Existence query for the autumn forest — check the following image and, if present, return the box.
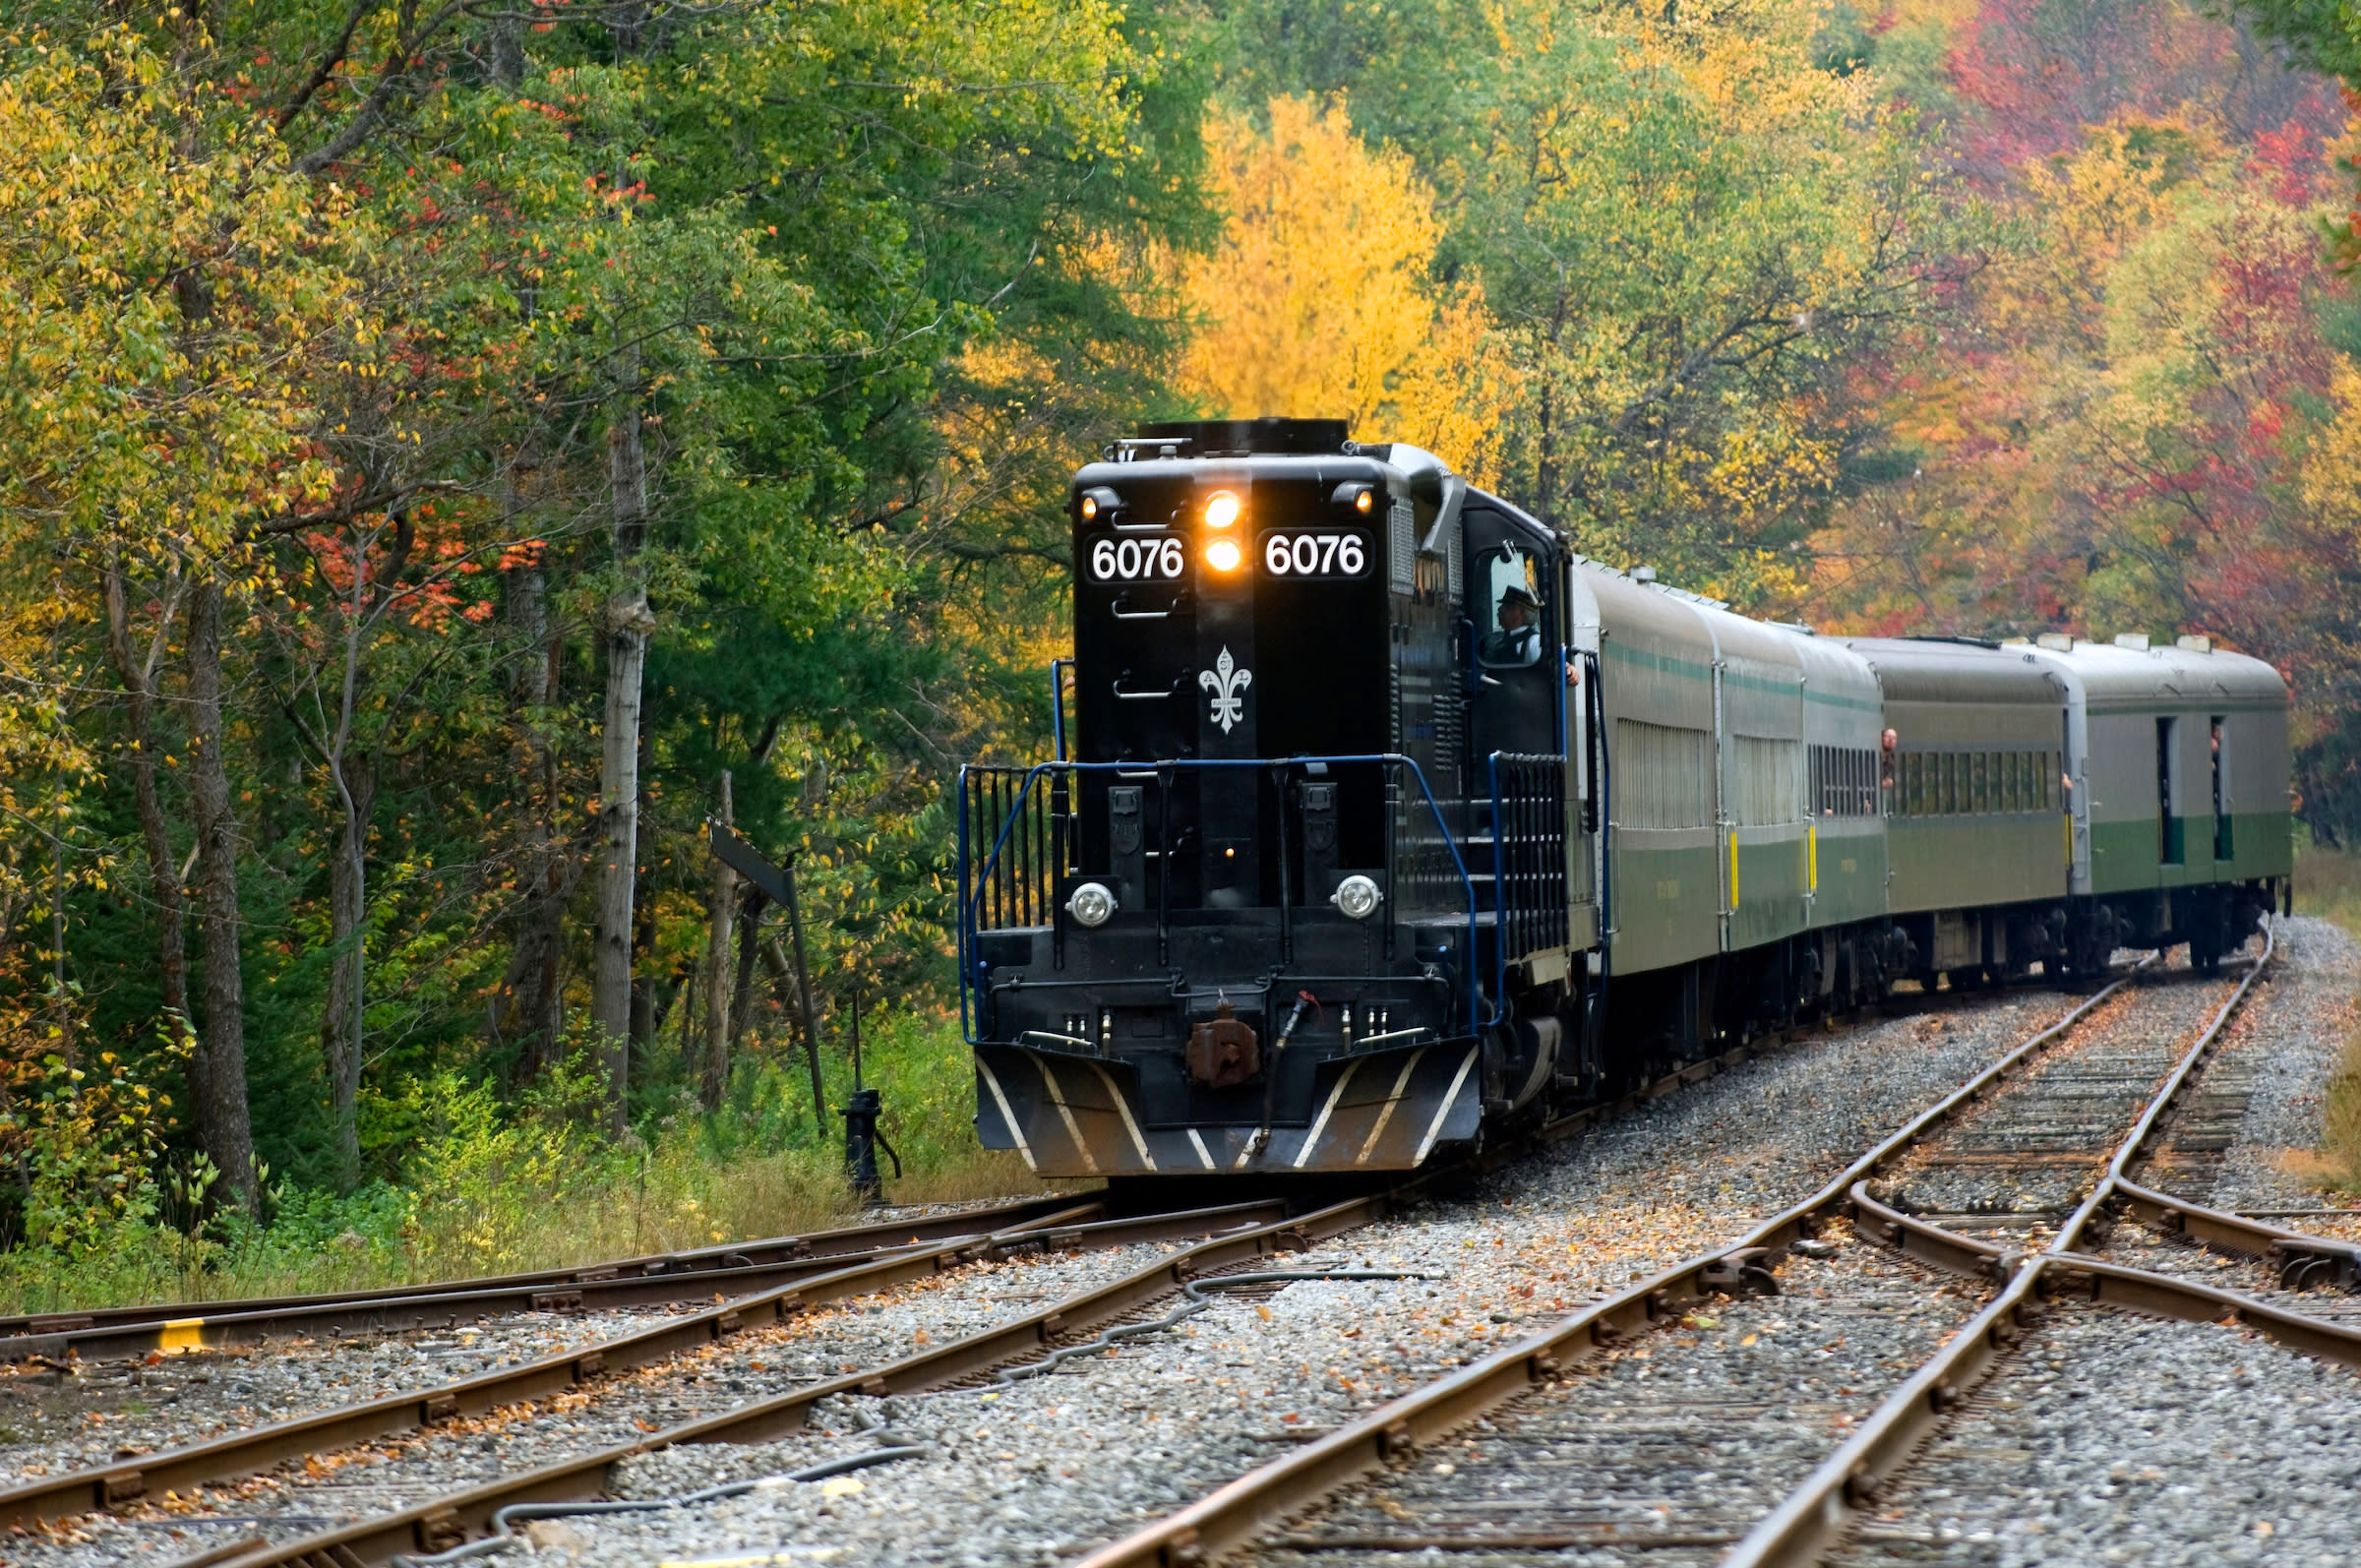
[2,0,2359,1297]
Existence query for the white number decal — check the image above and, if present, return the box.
[1258,531,1371,579]
[1087,535,1184,581]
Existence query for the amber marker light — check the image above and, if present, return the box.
[1079,494,1099,520]
[1204,537,1243,573]
[1203,490,1241,530]
[1354,488,1374,513]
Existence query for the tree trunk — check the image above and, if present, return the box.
[592,340,651,1135]
[187,579,258,1214]
[730,887,763,1055]
[490,554,570,1079]
[700,771,737,1110]
[322,753,375,1189]
[102,559,190,1026]
[629,889,658,1081]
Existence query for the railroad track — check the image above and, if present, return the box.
[0,1199,1288,1533]
[1067,928,2361,1568]
[1,963,2248,1568]
[0,1194,1092,1364]
[0,972,2016,1568]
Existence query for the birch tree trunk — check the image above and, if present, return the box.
[593,338,651,1135]
[102,557,190,1026]
[323,753,375,1188]
[187,578,259,1213]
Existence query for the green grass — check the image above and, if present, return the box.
[2295,832,2361,936]
[0,1004,1077,1315]
[2293,836,2361,1198]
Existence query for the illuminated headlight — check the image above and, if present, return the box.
[1204,537,1243,573]
[1203,490,1241,530]
[1330,874,1383,920]
[1066,880,1118,928]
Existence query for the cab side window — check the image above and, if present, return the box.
[1478,545,1545,669]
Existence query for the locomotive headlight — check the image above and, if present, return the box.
[1204,537,1243,573]
[1203,490,1241,530]
[1331,874,1384,921]
[1066,880,1118,928]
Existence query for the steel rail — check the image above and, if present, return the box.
[1724,926,2288,1568]
[0,1194,1086,1355]
[40,991,1905,1566]
[2110,1176,2361,1288]
[139,1010,1837,1568]
[182,1190,1402,1568]
[0,1198,1297,1531]
[0,1203,1116,1364]
[114,970,2139,1568]
[1066,963,2154,1568]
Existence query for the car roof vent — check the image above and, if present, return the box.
[2175,633,2212,653]
[2112,632,2151,651]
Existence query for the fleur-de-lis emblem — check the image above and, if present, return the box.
[1199,645,1252,735]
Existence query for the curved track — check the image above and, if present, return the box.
[1068,930,2361,1568]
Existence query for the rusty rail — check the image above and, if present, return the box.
[0,1198,1302,1532]
[132,1008,1884,1568]
[1068,963,2154,1568]
[0,1193,1086,1359]
[1724,924,2302,1567]
[186,1191,1401,1568]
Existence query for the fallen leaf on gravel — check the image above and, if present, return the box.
[818,1476,864,1499]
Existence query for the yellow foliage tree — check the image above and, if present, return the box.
[1173,96,1507,477]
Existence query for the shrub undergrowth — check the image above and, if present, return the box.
[0,1005,1055,1315]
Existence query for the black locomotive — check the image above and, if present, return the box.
[955,418,2289,1178]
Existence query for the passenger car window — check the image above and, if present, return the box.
[1478,546,1544,668]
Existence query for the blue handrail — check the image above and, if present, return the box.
[1049,658,1072,761]
[1489,754,1509,1031]
[956,754,1490,1043]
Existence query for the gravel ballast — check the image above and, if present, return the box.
[8,1237,1206,1568]
[1243,1235,1990,1568]
[1831,1304,2361,1568]
[2196,917,2358,1216]
[28,944,2358,1568]
[0,1192,1074,1481]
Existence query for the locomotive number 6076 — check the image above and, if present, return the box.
[1088,536,1185,581]
[1261,530,1368,578]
